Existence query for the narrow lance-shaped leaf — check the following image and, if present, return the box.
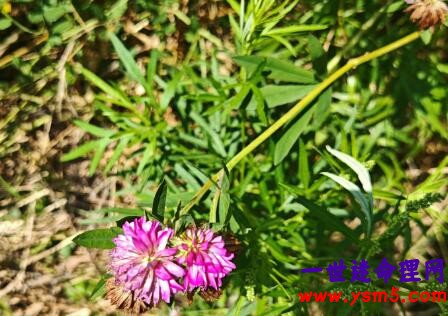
[326,146,374,211]
[233,56,315,84]
[90,274,111,300]
[274,107,314,165]
[77,65,133,108]
[325,146,372,193]
[104,136,130,174]
[88,138,110,176]
[151,178,167,221]
[298,139,310,189]
[109,32,148,91]
[74,120,115,138]
[73,228,123,249]
[280,188,359,242]
[218,166,231,225]
[61,140,101,162]
[321,172,373,238]
[190,112,227,157]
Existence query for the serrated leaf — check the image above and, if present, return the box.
[73,228,122,249]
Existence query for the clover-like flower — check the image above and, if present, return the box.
[405,0,448,29]
[175,227,236,291]
[109,217,185,307]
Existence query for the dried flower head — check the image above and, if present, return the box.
[175,227,236,291]
[198,287,223,302]
[109,217,185,307]
[105,278,150,314]
[405,0,448,29]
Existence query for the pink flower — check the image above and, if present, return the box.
[176,227,236,291]
[109,217,185,307]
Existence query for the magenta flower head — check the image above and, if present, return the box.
[176,227,236,291]
[109,217,185,307]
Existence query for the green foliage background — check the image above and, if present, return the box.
[0,0,447,315]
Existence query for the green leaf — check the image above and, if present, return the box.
[262,24,327,36]
[0,18,12,30]
[73,228,122,249]
[224,84,251,112]
[104,136,130,173]
[219,168,231,225]
[88,138,110,176]
[74,120,115,138]
[274,107,314,165]
[373,189,404,202]
[43,5,69,23]
[151,179,167,221]
[190,112,227,157]
[251,84,268,125]
[281,188,358,242]
[106,0,128,21]
[298,139,310,189]
[61,140,101,162]
[248,85,316,110]
[308,35,325,60]
[321,172,372,237]
[174,214,195,233]
[77,65,134,109]
[161,72,181,109]
[387,1,404,13]
[325,146,372,194]
[136,144,153,175]
[420,29,432,45]
[98,207,143,216]
[312,88,332,128]
[109,32,147,90]
[90,274,110,300]
[233,56,315,84]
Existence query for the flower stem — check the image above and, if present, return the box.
[180,31,421,216]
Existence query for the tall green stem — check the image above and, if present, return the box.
[180,31,421,215]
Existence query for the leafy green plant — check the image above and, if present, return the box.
[2,0,447,315]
